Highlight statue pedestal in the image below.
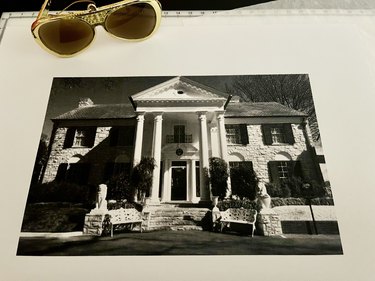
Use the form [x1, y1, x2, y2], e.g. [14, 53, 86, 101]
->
[83, 213, 107, 236]
[257, 208, 283, 236]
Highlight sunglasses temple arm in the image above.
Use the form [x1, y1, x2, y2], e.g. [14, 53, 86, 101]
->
[36, 0, 52, 19]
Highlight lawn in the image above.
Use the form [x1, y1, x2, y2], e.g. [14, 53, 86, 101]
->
[21, 203, 90, 232]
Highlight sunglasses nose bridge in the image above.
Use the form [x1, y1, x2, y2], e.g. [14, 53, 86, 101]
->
[79, 9, 111, 27]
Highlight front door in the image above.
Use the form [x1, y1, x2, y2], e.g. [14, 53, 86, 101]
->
[171, 161, 187, 200]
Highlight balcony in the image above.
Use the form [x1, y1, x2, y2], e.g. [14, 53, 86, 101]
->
[166, 134, 193, 144]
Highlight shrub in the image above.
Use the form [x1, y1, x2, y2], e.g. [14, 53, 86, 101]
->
[266, 182, 291, 198]
[27, 181, 96, 205]
[266, 177, 327, 199]
[106, 171, 135, 202]
[107, 201, 141, 210]
[217, 198, 261, 212]
[209, 157, 228, 200]
[230, 166, 259, 200]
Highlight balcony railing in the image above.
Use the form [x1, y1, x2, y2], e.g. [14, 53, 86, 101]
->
[166, 134, 193, 143]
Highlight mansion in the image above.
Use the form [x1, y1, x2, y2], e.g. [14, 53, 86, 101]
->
[41, 76, 323, 203]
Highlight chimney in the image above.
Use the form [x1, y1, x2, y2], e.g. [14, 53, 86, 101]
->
[230, 95, 241, 103]
[78, 98, 94, 108]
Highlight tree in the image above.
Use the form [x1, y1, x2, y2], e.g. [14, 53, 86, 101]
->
[130, 157, 156, 201]
[226, 75, 319, 141]
[31, 134, 49, 184]
[209, 157, 229, 200]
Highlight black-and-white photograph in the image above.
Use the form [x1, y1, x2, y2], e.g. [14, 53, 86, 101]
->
[17, 74, 342, 255]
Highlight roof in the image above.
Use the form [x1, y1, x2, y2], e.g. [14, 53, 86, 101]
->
[53, 101, 306, 121]
[53, 104, 136, 120]
[225, 102, 307, 117]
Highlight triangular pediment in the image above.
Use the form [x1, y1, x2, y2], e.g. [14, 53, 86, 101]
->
[131, 77, 228, 103]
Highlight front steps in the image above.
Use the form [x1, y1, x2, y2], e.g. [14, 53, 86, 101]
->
[143, 204, 210, 231]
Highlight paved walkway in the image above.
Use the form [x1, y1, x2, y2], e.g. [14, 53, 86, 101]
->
[17, 230, 342, 256]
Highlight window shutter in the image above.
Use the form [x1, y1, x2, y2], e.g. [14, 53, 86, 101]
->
[77, 163, 91, 185]
[110, 127, 119, 146]
[86, 127, 97, 147]
[283, 124, 295, 145]
[127, 126, 136, 146]
[292, 161, 304, 179]
[55, 163, 68, 181]
[262, 125, 273, 145]
[240, 124, 249, 145]
[104, 162, 115, 182]
[63, 128, 75, 148]
[268, 161, 280, 184]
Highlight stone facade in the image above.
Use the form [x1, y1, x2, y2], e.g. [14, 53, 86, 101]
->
[227, 121, 318, 192]
[43, 124, 135, 185]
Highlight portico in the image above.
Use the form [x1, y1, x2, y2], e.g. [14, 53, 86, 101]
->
[130, 77, 229, 204]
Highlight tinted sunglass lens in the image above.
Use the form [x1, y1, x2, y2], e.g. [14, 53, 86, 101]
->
[105, 3, 157, 39]
[38, 19, 94, 55]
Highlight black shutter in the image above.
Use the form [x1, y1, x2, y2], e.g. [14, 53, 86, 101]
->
[240, 124, 249, 145]
[55, 163, 68, 181]
[262, 124, 273, 145]
[292, 161, 304, 179]
[63, 128, 75, 148]
[104, 162, 115, 182]
[126, 126, 136, 146]
[283, 124, 295, 145]
[110, 127, 119, 146]
[78, 163, 91, 185]
[86, 127, 97, 147]
[268, 161, 280, 184]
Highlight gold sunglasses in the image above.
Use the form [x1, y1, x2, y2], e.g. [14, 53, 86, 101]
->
[31, 0, 162, 57]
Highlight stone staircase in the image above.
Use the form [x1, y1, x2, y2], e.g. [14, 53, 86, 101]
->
[143, 203, 210, 231]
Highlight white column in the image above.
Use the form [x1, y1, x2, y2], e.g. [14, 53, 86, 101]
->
[133, 112, 145, 167]
[217, 111, 228, 162]
[217, 111, 231, 197]
[198, 112, 210, 202]
[150, 113, 163, 203]
[190, 159, 198, 203]
[161, 159, 170, 202]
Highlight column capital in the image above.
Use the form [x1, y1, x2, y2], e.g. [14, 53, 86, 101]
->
[197, 111, 207, 121]
[136, 112, 145, 122]
[216, 110, 225, 120]
[153, 112, 163, 122]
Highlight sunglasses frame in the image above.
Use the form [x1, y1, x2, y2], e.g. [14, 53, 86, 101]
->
[31, 0, 162, 57]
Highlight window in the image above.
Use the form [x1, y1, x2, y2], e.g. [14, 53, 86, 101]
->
[277, 161, 289, 179]
[103, 162, 131, 181]
[268, 161, 303, 184]
[110, 126, 135, 146]
[166, 125, 192, 143]
[55, 163, 91, 185]
[225, 124, 249, 145]
[262, 124, 295, 145]
[64, 127, 96, 148]
[271, 127, 285, 144]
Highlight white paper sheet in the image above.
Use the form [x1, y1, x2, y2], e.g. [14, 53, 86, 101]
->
[0, 10, 375, 281]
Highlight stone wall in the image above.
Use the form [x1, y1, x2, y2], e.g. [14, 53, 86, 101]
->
[227, 123, 318, 191]
[43, 126, 134, 185]
[83, 213, 106, 236]
[257, 209, 283, 236]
